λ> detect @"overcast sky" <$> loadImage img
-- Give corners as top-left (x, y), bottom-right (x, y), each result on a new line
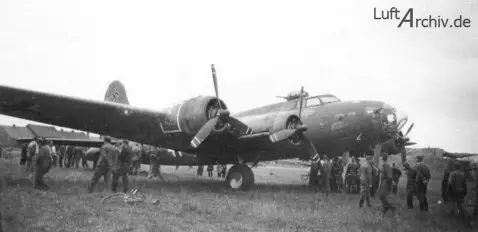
top-left (0, 0), bottom-right (477, 152)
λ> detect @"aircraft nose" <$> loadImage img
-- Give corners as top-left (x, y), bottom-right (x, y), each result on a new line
top-left (380, 103), bottom-right (409, 132)
top-left (381, 103), bottom-right (408, 133)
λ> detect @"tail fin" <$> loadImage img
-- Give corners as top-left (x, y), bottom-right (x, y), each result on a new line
top-left (104, 80), bottom-right (130, 104)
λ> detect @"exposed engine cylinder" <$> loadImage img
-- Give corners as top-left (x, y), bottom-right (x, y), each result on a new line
top-left (160, 96), bottom-right (227, 136)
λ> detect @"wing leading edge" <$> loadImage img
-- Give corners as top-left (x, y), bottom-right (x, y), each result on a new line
top-left (0, 85), bottom-right (167, 146)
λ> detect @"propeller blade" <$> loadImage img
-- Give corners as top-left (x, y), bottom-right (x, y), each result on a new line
top-left (269, 124), bottom-right (308, 143)
top-left (211, 64), bottom-right (222, 109)
top-left (404, 122), bottom-right (414, 137)
top-left (269, 129), bottom-right (297, 143)
top-left (190, 118), bottom-right (219, 149)
top-left (298, 86), bottom-right (304, 120)
top-left (404, 141), bottom-right (416, 146)
top-left (303, 136), bottom-right (319, 160)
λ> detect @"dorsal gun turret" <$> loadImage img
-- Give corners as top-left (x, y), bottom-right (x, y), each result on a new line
top-left (277, 90), bottom-right (309, 101)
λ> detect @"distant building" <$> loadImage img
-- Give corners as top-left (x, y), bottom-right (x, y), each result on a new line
top-left (0, 124), bottom-right (35, 146)
top-left (0, 124), bottom-right (89, 147)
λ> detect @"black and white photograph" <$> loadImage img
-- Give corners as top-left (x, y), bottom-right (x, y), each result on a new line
top-left (0, 0), bottom-right (477, 231)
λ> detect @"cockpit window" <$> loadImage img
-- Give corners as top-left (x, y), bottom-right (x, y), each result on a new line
top-left (305, 97), bottom-right (322, 107)
top-left (319, 95), bottom-right (340, 104)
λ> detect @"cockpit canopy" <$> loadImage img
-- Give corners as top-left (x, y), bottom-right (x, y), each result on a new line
top-left (299, 94), bottom-right (341, 108)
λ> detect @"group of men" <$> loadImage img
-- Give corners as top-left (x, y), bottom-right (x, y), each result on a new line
top-left (88, 136), bottom-right (134, 193)
top-left (19, 137), bottom-right (55, 190)
top-left (310, 152), bottom-right (430, 214)
top-left (357, 154), bottom-right (430, 213)
top-left (196, 164), bottom-right (227, 178)
top-left (20, 139), bottom-right (88, 171)
top-left (441, 159), bottom-right (478, 224)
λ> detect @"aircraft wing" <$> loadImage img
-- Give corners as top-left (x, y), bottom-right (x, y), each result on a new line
top-left (0, 85), bottom-right (165, 146)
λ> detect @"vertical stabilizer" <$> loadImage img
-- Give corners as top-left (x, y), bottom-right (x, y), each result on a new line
top-left (104, 80), bottom-right (130, 105)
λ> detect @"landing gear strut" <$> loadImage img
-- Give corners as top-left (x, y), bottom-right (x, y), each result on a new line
top-left (225, 164), bottom-right (254, 190)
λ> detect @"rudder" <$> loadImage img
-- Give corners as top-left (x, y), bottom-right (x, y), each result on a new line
top-left (104, 80), bottom-right (130, 104)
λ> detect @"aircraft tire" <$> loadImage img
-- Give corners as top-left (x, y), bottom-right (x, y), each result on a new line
top-left (225, 164), bottom-right (254, 190)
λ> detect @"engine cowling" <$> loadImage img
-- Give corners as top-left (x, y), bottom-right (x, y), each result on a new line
top-left (159, 96), bottom-right (227, 136)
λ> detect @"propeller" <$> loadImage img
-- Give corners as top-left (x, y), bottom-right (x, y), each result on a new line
top-left (268, 86), bottom-right (307, 143)
top-left (396, 122), bottom-right (415, 164)
top-left (189, 64), bottom-right (231, 149)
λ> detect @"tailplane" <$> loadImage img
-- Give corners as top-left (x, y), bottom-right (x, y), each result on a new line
top-left (104, 80), bottom-right (130, 104)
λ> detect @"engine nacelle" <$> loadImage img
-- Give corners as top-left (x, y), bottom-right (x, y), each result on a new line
top-left (159, 96), bottom-right (227, 136)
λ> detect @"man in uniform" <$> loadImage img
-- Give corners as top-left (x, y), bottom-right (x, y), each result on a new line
top-left (322, 155), bottom-right (332, 196)
top-left (147, 146), bottom-right (165, 180)
top-left (207, 165), bottom-right (214, 177)
top-left (404, 163), bottom-right (417, 208)
top-left (88, 136), bottom-right (117, 193)
top-left (379, 153), bottom-right (395, 213)
top-left (197, 165), bottom-right (204, 176)
top-left (470, 162), bottom-right (478, 217)
top-left (58, 145), bottom-right (66, 168)
top-left (331, 157), bottom-right (343, 193)
top-left (130, 145), bottom-right (142, 176)
top-left (391, 163), bottom-right (402, 195)
top-left (358, 155), bottom-right (373, 208)
top-left (33, 138), bottom-right (53, 190)
top-left (308, 157), bottom-right (321, 192)
top-left (65, 145), bottom-right (74, 168)
top-left (26, 137), bottom-right (39, 173)
top-left (20, 143), bottom-right (28, 168)
top-left (447, 162), bottom-right (468, 221)
top-left (111, 140), bottom-right (133, 193)
top-left (415, 155), bottom-right (431, 212)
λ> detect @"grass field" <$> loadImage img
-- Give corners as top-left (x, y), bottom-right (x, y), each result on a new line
top-left (0, 151), bottom-right (476, 232)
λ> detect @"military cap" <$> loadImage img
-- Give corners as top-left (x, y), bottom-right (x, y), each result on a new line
top-left (104, 136), bottom-right (112, 143)
top-left (403, 162), bottom-right (411, 169)
top-left (416, 155), bottom-right (424, 161)
top-left (123, 139), bottom-right (129, 144)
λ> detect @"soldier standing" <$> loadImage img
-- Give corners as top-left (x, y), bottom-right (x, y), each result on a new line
top-left (58, 145), bottom-right (66, 168)
top-left (379, 153), bottom-right (395, 213)
top-left (358, 155), bottom-right (373, 208)
top-left (20, 143), bottom-right (28, 168)
top-left (207, 165), bottom-right (214, 177)
top-left (332, 157), bottom-right (345, 193)
top-left (403, 163), bottom-right (417, 208)
top-left (221, 164), bottom-right (227, 178)
top-left (391, 163), bottom-right (402, 195)
top-left (130, 145), bottom-right (142, 176)
top-left (111, 140), bottom-right (133, 193)
top-left (470, 162), bottom-right (477, 217)
top-left (322, 155), bottom-right (332, 196)
top-left (447, 162), bottom-right (468, 221)
top-left (26, 137), bottom-right (39, 173)
top-left (216, 164), bottom-right (223, 178)
top-left (88, 136), bottom-right (117, 193)
top-left (415, 155), bottom-right (431, 212)
top-left (308, 157), bottom-right (321, 192)
top-left (33, 138), bottom-right (53, 190)
top-left (197, 165), bottom-right (204, 176)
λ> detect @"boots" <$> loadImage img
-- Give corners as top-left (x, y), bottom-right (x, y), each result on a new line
top-left (366, 197), bottom-right (372, 207)
top-left (359, 198), bottom-right (364, 208)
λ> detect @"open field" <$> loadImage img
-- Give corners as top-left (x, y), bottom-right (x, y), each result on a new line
top-left (0, 151), bottom-right (477, 232)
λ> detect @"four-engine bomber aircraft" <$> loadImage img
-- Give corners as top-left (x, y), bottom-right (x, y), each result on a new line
top-left (0, 65), bottom-right (415, 190)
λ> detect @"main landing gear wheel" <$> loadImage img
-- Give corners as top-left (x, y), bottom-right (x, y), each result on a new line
top-left (225, 164), bottom-right (254, 190)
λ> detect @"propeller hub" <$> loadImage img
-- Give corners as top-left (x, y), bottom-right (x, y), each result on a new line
top-left (217, 109), bottom-right (230, 121)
